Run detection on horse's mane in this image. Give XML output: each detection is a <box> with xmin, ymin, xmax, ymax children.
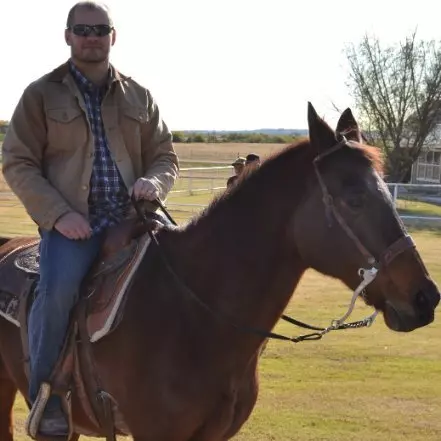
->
<box><xmin>351</xmin><ymin>142</ymin><xmax>384</xmax><ymax>175</ymax></box>
<box><xmin>178</xmin><ymin>137</ymin><xmax>384</xmax><ymax>231</ymax></box>
<box><xmin>337</xmin><ymin>127</ymin><xmax>384</xmax><ymax>175</ymax></box>
<box><xmin>180</xmin><ymin>139</ymin><xmax>308</xmax><ymax>229</ymax></box>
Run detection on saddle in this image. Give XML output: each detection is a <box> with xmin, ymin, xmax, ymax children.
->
<box><xmin>0</xmin><ymin>207</ymin><xmax>169</xmax><ymax>440</ymax></box>
<box><xmin>0</xmin><ymin>212</ymin><xmax>162</xmax><ymax>341</ymax></box>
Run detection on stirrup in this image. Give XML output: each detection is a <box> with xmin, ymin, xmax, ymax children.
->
<box><xmin>26</xmin><ymin>382</ymin><xmax>73</xmax><ymax>440</ymax></box>
<box><xmin>26</xmin><ymin>382</ymin><xmax>52</xmax><ymax>439</ymax></box>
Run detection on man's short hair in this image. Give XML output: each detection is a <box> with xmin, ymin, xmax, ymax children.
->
<box><xmin>66</xmin><ymin>1</ymin><xmax>113</xmax><ymax>28</ymax></box>
<box><xmin>246</xmin><ymin>153</ymin><xmax>260</xmax><ymax>163</ymax></box>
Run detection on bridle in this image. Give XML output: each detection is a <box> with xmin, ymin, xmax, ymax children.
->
<box><xmin>131</xmin><ymin>137</ymin><xmax>416</xmax><ymax>343</ymax></box>
<box><xmin>310</xmin><ymin>137</ymin><xmax>416</xmax><ymax>335</ymax></box>
<box><xmin>314</xmin><ymin>138</ymin><xmax>415</xmax><ymax>270</ymax></box>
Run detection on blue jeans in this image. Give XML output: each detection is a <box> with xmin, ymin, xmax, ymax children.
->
<box><xmin>28</xmin><ymin>229</ymin><xmax>103</xmax><ymax>413</ymax></box>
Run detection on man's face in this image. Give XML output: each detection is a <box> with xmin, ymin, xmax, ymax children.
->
<box><xmin>65</xmin><ymin>7</ymin><xmax>115</xmax><ymax>63</ymax></box>
<box><xmin>234</xmin><ymin>164</ymin><xmax>244</xmax><ymax>175</ymax></box>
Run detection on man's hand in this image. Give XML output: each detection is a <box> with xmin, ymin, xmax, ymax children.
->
<box><xmin>54</xmin><ymin>212</ymin><xmax>92</xmax><ymax>240</ymax></box>
<box><xmin>131</xmin><ymin>178</ymin><xmax>159</xmax><ymax>201</ymax></box>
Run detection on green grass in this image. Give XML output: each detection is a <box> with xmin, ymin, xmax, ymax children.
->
<box><xmin>396</xmin><ymin>199</ymin><xmax>441</xmax><ymax>217</ymax></box>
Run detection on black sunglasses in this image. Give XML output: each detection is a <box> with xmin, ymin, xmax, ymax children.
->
<box><xmin>68</xmin><ymin>24</ymin><xmax>113</xmax><ymax>37</ymax></box>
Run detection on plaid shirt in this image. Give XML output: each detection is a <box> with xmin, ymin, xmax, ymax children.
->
<box><xmin>69</xmin><ymin>61</ymin><xmax>131</xmax><ymax>234</ymax></box>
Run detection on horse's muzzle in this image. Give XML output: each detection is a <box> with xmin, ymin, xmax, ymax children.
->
<box><xmin>384</xmin><ymin>280</ymin><xmax>440</xmax><ymax>332</ymax></box>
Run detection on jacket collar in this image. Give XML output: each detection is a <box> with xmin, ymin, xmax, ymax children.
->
<box><xmin>47</xmin><ymin>60</ymin><xmax>128</xmax><ymax>83</ymax></box>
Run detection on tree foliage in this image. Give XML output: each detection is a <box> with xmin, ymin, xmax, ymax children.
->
<box><xmin>172</xmin><ymin>131</ymin><xmax>301</xmax><ymax>144</ymax></box>
<box><xmin>345</xmin><ymin>32</ymin><xmax>441</xmax><ymax>181</ymax></box>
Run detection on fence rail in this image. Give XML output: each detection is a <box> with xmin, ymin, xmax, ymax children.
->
<box><xmin>167</xmin><ymin>167</ymin><xmax>441</xmax><ymax>226</ymax></box>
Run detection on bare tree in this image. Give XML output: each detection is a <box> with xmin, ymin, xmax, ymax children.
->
<box><xmin>344</xmin><ymin>31</ymin><xmax>441</xmax><ymax>182</ymax></box>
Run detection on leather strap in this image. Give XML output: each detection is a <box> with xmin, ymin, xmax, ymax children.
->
<box><xmin>77</xmin><ymin>301</ymin><xmax>116</xmax><ymax>441</ymax></box>
<box><xmin>18</xmin><ymin>276</ymin><xmax>37</xmax><ymax>380</ymax></box>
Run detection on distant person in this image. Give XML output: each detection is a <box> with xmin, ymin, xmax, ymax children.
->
<box><xmin>2</xmin><ymin>1</ymin><xmax>178</xmax><ymax>437</ymax></box>
<box><xmin>245</xmin><ymin>153</ymin><xmax>261</xmax><ymax>168</ymax></box>
<box><xmin>227</xmin><ymin>157</ymin><xmax>246</xmax><ymax>187</ymax></box>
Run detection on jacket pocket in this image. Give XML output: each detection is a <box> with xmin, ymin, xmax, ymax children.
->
<box><xmin>122</xmin><ymin>107</ymin><xmax>149</xmax><ymax>124</ymax></box>
<box><xmin>120</xmin><ymin>107</ymin><xmax>149</xmax><ymax>158</ymax></box>
<box><xmin>46</xmin><ymin>107</ymin><xmax>87</xmax><ymax>152</ymax></box>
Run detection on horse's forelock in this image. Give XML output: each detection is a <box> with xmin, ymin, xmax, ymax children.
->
<box><xmin>348</xmin><ymin>141</ymin><xmax>385</xmax><ymax>176</ymax></box>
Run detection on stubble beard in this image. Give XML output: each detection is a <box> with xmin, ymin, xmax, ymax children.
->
<box><xmin>72</xmin><ymin>47</ymin><xmax>109</xmax><ymax>64</ymax></box>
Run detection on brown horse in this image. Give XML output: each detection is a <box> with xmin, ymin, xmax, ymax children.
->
<box><xmin>0</xmin><ymin>103</ymin><xmax>439</xmax><ymax>441</ymax></box>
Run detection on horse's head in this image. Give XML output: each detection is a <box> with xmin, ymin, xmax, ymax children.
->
<box><xmin>293</xmin><ymin>103</ymin><xmax>440</xmax><ymax>332</ymax></box>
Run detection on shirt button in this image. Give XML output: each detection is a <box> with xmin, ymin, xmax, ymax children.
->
<box><xmin>82</xmin><ymin>185</ymin><xmax>88</xmax><ymax>191</ymax></box>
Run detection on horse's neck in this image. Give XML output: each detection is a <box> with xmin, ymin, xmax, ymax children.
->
<box><xmin>165</xmin><ymin>225</ymin><xmax>305</xmax><ymax>367</ymax></box>
<box><xmin>164</xmin><ymin>164</ymin><xmax>310</xmax><ymax>365</ymax></box>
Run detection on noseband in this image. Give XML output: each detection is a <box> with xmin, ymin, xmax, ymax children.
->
<box><xmin>312</xmin><ymin>138</ymin><xmax>416</xmax><ymax>329</ymax></box>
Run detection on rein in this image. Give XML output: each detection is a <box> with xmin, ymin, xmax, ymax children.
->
<box><xmin>131</xmin><ymin>142</ymin><xmax>405</xmax><ymax>345</ymax></box>
<box><xmin>132</xmin><ymin>196</ymin><xmax>349</xmax><ymax>343</ymax></box>
<box><xmin>130</xmin><ymin>138</ymin><xmax>415</xmax><ymax>344</ymax></box>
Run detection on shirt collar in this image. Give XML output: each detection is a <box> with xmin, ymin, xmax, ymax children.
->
<box><xmin>68</xmin><ymin>59</ymin><xmax>113</xmax><ymax>95</ymax></box>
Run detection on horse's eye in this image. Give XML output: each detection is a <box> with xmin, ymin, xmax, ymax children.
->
<box><xmin>345</xmin><ymin>193</ymin><xmax>365</xmax><ymax>209</ymax></box>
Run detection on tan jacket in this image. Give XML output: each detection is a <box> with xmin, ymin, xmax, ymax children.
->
<box><xmin>2</xmin><ymin>61</ymin><xmax>179</xmax><ymax>230</ymax></box>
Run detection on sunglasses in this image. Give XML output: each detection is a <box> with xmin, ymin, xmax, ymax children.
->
<box><xmin>68</xmin><ymin>24</ymin><xmax>113</xmax><ymax>37</ymax></box>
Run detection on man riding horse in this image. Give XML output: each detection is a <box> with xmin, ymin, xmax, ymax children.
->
<box><xmin>1</xmin><ymin>1</ymin><xmax>179</xmax><ymax>437</ymax></box>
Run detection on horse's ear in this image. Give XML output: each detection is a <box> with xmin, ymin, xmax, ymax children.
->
<box><xmin>335</xmin><ymin>108</ymin><xmax>362</xmax><ymax>142</ymax></box>
<box><xmin>307</xmin><ymin>102</ymin><xmax>336</xmax><ymax>153</ymax></box>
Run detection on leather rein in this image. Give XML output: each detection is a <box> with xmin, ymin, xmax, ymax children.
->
<box><xmin>131</xmin><ymin>138</ymin><xmax>416</xmax><ymax>344</ymax></box>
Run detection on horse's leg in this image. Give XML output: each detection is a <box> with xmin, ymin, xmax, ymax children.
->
<box><xmin>222</xmin><ymin>354</ymin><xmax>260</xmax><ymax>440</ymax></box>
<box><xmin>0</xmin><ymin>353</ymin><xmax>17</xmax><ymax>441</ymax></box>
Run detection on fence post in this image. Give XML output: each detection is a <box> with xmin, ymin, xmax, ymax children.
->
<box><xmin>189</xmin><ymin>170</ymin><xmax>193</xmax><ymax>196</ymax></box>
<box><xmin>393</xmin><ymin>184</ymin><xmax>398</xmax><ymax>206</ymax></box>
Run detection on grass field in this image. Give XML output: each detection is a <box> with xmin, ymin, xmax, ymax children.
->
<box><xmin>173</xmin><ymin>142</ymin><xmax>289</xmax><ymax>164</ymax></box>
<box><xmin>1</xmin><ymin>141</ymin><xmax>441</xmax><ymax>439</ymax></box>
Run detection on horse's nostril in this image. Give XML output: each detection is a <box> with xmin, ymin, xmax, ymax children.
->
<box><xmin>415</xmin><ymin>291</ymin><xmax>428</xmax><ymax>308</ymax></box>
<box><xmin>415</xmin><ymin>286</ymin><xmax>440</xmax><ymax>310</ymax></box>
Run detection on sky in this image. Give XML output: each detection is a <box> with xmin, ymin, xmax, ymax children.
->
<box><xmin>1</xmin><ymin>0</ymin><xmax>441</xmax><ymax>131</ymax></box>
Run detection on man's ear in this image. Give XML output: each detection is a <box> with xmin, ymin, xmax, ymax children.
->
<box><xmin>65</xmin><ymin>29</ymin><xmax>72</xmax><ymax>46</ymax></box>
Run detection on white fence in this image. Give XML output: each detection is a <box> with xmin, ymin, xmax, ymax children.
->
<box><xmin>169</xmin><ymin>166</ymin><xmax>231</xmax><ymax>195</ymax></box>
<box><xmin>165</xmin><ymin>167</ymin><xmax>441</xmax><ymax>226</ymax></box>
<box><xmin>386</xmin><ymin>183</ymin><xmax>441</xmax><ymax>224</ymax></box>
